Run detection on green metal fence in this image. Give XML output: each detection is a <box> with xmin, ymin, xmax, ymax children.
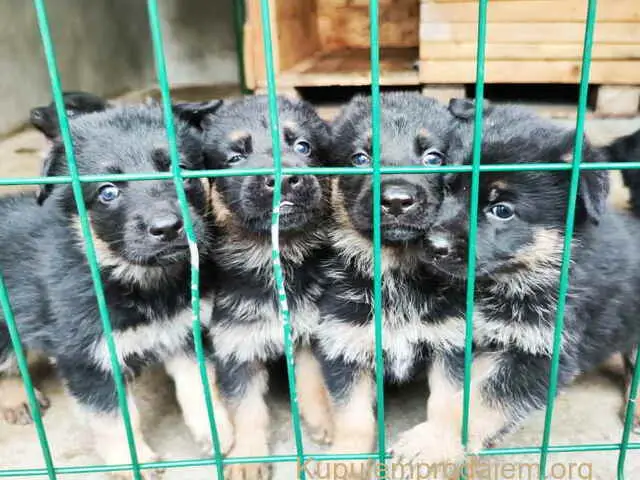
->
<box><xmin>1</xmin><ymin>0</ymin><xmax>640</xmax><ymax>479</ymax></box>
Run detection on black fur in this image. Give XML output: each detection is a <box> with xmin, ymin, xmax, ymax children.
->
<box><xmin>0</xmin><ymin>104</ymin><xmax>216</xmax><ymax>414</ymax></box>
<box><xmin>604</xmin><ymin>127</ymin><xmax>640</xmax><ymax>215</ymax></box>
<box><xmin>421</xmin><ymin>102</ymin><xmax>640</xmax><ymax>444</ymax></box>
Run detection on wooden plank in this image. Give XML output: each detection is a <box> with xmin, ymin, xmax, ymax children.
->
<box><xmin>419</xmin><ymin>42</ymin><xmax>640</xmax><ymax>60</ymax></box>
<box><xmin>263</xmin><ymin>48</ymin><xmax>420</xmax><ymax>88</ymax></box>
<box><xmin>418</xmin><ymin>60</ymin><xmax>640</xmax><ymax>84</ymax></box>
<box><xmin>421</xmin><ymin>1</ymin><xmax>640</xmax><ymax>22</ymax></box>
<box><xmin>275</xmin><ymin>0</ymin><xmax>321</xmax><ymax>71</ymax></box>
<box><xmin>420</xmin><ymin>22</ymin><xmax>640</xmax><ymax>44</ymax></box>
<box><xmin>318</xmin><ymin>0</ymin><xmax>419</xmax><ymax>50</ymax></box>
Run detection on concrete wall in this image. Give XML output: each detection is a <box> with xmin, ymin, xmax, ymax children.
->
<box><xmin>0</xmin><ymin>0</ymin><xmax>240</xmax><ymax>135</ymax></box>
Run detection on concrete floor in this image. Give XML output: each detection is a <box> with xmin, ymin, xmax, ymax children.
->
<box><xmin>1</xmin><ymin>103</ymin><xmax>640</xmax><ymax>480</ymax></box>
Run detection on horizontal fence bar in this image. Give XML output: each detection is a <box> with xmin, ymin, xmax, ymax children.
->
<box><xmin>3</xmin><ymin>443</ymin><xmax>639</xmax><ymax>478</ymax></box>
<box><xmin>3</xmin><ymin>161</ymin><xmax>640</xmax><ymax>187</ymax></box>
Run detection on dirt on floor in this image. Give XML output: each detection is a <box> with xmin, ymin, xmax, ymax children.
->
<box><xmin>0</xmin><ymin>95</ymin><xmax>640</xmax><ymax>479</ymax></box>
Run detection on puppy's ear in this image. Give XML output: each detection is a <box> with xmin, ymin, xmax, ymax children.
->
<box><xmin>173</xmin><ymin>100</ymin><xmax>223</xmax><ymax>130</ymax></box>
<box><xmin>30</xmin><ymin>91</ymin><xmax>109</xmax><ymax>140</ymax></box>
<box><xmin>36</xmin><ymin>145</ymin><xmax>66</xmax><ymax>205</ymax></box>
<box><xmin>448</xmin><ymin>98</ymin><xmax>492</xmax><ymax>120</ymax></box>
<box><xmin>561</xmin><ymin>132</ymin><xmax>609</xmax><ymax>225</ymax></box>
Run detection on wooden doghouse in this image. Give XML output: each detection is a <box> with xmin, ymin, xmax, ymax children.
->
<box><xmin>243</xmin><ymin>0</ymin><xmax>640</xmax><ymax>114</ymax></box>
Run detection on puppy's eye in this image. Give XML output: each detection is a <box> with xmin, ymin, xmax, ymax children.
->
<box><xmin>351</xmin><ymin>152</ymin><xmax>371</xmax><ymax>168</ymax></box>
<box><xmin>97</xmin><ymin>184</ymin><xmax>120</xmax><ymax>204</ymax></box>
<box><xmin>488</xmin><ymin>202</ymin><xmax>515</xmax><ymax>220</ymax></box>
<box><xmin>227</xmin><ymin>154</ymin><xmax>245</xmax><ymax>165</ymax></box>
<box><xmin>422</xmin><ymin>149</ymin><xmax>444</xmax><ymax>167</ymax></box>
<box><xmin>294</xmin><ymin>140</ymin><xmax>311</xmax><ymax>156</ymax></box>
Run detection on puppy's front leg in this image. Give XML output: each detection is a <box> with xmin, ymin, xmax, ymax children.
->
<box><xmin>295</xmin><ymin>346</ymin><xmax>334</xmax><ymax>445</ymax></box>
<box><xmin>58</xmin><ymin>359</ymin><xmax>163</xmax><ymax>480</ymax></box>
<box><xmin>216</xmin><ymin>358</ymin><xmax>271</xmax><ymax>480</ymax></box>
<box><xmin>164</xmin><ymin>354</ymin><xmax>234</xmax><ymax>455</ymax></box>
<box><xmin>319</xmin><ymin>356</ymin><xmax>376</xmax><ymax>480</ymax></box>
<box><xmin>393</xmin><ymin>350</ymin><xmax>574</xmax><ymax>470</ymax></box>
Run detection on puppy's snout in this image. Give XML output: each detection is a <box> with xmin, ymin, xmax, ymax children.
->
<box><xmin>148</xmin><ymin>213</ymin><xmax>184</xmax><ymax>242</ymax></box>
<box><xmin>263</xmin><ymin>175</ymin><xmax>303</xmax><ymax>192</ymax></box>
<box><xmin>382</xmin><ymin>184</ymin><xmax>418</xmax><ymax>217</ymax></box>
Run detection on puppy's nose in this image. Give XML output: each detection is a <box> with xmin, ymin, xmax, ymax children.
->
<box><xmin>382</xmin><ymin>185</ymin><xmax>417</xmax><ymax>216</ymax></box>
<box><xmin>148</xmin><ymin>214</ymin><xmax>184</xmax><ymax>241</ymax></box>
<box><xmin>263</xmin><ymin>175</ymin><xmax>302</xmax><ymax>191</ymax></box>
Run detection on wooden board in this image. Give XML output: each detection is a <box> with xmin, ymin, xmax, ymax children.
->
<box><xmin>419</xmin><ymin>43</ymin><xmax>640</xmax><ymax>60</ymax></box>
<box><xmin>419</xmin><ymin>60</ymin><xmax>640</xmax><ymax>84</ymax></box>
<box><xmin>318</xmin><ymin>0</ymin><xmax>419</xmax><ymax>50</ymax></box>
<box><xmin>421</xmin><ymin>1</ymin><xmax>640</xmax><ymax>23</ymax></box>
<box><xmin>264</xmin><ymin>48</ymin><xmax>420</xmax><ymax>88</ymax></box>
<box><xmin>420</xmin><ymin>22</ymin><xmax>640</xmax><ymax>44</ymax></box>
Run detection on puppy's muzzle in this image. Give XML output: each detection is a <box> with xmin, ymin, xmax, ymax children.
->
<box><xmin>381</xmin><ymin>184</ymin><xmax>417</xmax><ymax>217</ymax></box>
<box><xmin>147</xmin><ymin>213</ymin><xmax>184</xmax><ymax>243</ymax></box>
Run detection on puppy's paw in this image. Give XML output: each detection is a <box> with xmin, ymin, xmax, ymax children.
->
<box><xmin>0</xmin><ymin>378</ymin><xmax>50</xmax><ymax>425</ymax></box>
<box><xmin>391</xmin><ymin>422</ymin><xmax>464</xmax><ymax>471</ymax></box>
<box><xmin>305</xmin><ymin>418</ymin><xmax>333</xmax><ymax>446</ymax></box>
<box><xmin>224</xmin><ymin>440</ymin><xmax>270</xmax><ymax>480</ymax></box>
<box><xmin>195</xmin><ymin>409</ymin><xmax>235</xmax><ymax>457</ymax></box>
<box><xmin>106</xmin><ymin>440</ymin><xmax>165</xmax><ymax>480</ymax></box>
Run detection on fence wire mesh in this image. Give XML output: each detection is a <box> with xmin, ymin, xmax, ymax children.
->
<box><xmin>0</xmin><ymin>0</ymin><xmax>639</xmax><ymax>479</ymax></box>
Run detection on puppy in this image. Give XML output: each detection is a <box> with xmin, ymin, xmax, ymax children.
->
<box><xmin>0</xmin><ymin>102</ymin><xmax>234</xmax><ymax>478</ymax></box>
<box><xmin>198</xmin><ymin>95</ymin><xmax>333</xmax><ymax>479</ymax></box>
<box><xmin>311</xmin><ymin>92</ymin><xmax>466</xmax><ymax>469</ymax></box>
<box><xmin>30</xmin><ymin>91</ymin><xmax>111</xmax><ymax>140</ymax></box>
<box><xmin>604</xmin><ymin>127</ymin><xmax>640</xmax><ymax>215</ymax></box>
<box><xmin>392</xmin><ymin>100</ymin><xmax>640</xmax><ymax>470</ymax></box>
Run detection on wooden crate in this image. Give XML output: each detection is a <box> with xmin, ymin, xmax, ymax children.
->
<box><xmin>243</xmin><ymin>0</ymin><xmax>421</xmax><ymax>91</ymax></box>
<box><xmin>419</xmin><ymin>0</ymin><xmax>640</xmax><ymax>85</ymax></box>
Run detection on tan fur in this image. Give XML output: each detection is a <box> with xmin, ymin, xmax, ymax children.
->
<box><xmin>417</xmin><ymin>128</ymin><xmax>431</xmax><ymax>142</ymax></box>
<box><xmin>392</xmin><ymin>354</ymin><xmax>507</xmax><ymax>467</ymax></box>
<box><xmin>164</xmin><ymin>354</ymin><xmax>234</xmax><ymax>455</ymax></box>
<box><xmin>323</xmin><ymin>373</ymin><xmax>376</xmax><ymax>480</ymax></box>
<box><xmin>209</xmin><ymin>182</ymin><xmax>233</xmax><ymax>226</ymax></box>
<box><xmin>329</xmin><ymin>178</ymin><xmax>420</xmax><ymax>275</ymax></box>
<box><xmin>513</xmin><ymin>228</ymin><xmax>563</xmax><ymax>270</ymax></box>
<box><xmin>224</xmin><ymin>366</ymin><xmax>271</xmax><ymax>480</ymax></box>
<box><xmin>71</xmin><ymin>215</ymin><xmax>169</xmax><ymax>288</ymax></box>
<box><xmin>295</xmin><ymin>347</ymin><xmax>334</xmax><ymax>445</ymax></box>
<box><xmin>74</xmin><ymin>392</ymin><xmax>162</xmax><ymax>480</ymax></box>
<box><xmin>282</xmin><ymin>120</ymin><xmax>299</xmax><ymax>133</ymax></box>
<box><xmin>489</xmin><ymin>180</ymin><xmax>508</xmax><ymax>193</ymax></box>
<box><xmin>228</xmin><ymin>130</ymin><xmax>250</xmax><ymax>142</ymax></box>
<box><xmin>0</xmin><ymin>376</ymin><xmax>49</xmax><ymax>425</ymax></box>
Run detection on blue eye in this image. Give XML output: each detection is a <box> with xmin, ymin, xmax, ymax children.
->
<box><xmin>489</xmin><ymin>202</ymin><xmax>515</xmax><ymax>220</ymax></box>
<box><xmin>228</xmin><ymin>154</ymin><xmax>245</xmax><ymax>165</ymax></box>
<box><xmin>351</xmin><ymin>152</ymin><xmax>371</xmax><ymax>167</ymax></box>
<box><xmin>98</xmin><ymin>184</ymin><xmax>120</xmax><ymax>204</ymax></box>
<box><xmin>294</xmin><ymin>140</ymin><xmax>311</xmax><ymax>156</ymax></box>
<box><xmin>422</xmin><ymin>149</ymin><xmax>444</xmax><ymax>167</ymax></box>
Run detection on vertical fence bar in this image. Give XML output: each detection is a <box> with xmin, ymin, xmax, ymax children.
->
<box><xmin>368</xmin><ymin>0</ymin><xmax>386</xmax><ymax>473</ymax></box>
<box><xmin>538</xmin><ymin>1</ymin><xmax>598</xmax><ymax>478</ymax></box>
<box><xmin>0</xmin><ymin>273</ymin><xmax>57</xmax><ymax>479</ymax></box>
<box><xmin>617</xmin><ymin>348</ymin><xmax>640</xmax><ymax>479</ymax></box>
<box><xmin>258</xmin><ymin>0</ymin><xmax>307</xmax><ymax>477</ymax></box>
<box><xmin>31</xmin><ymin>2</ymin><xmax>143</xmax><ymax>479</ymax></box>
<box><xmin>144</xmin><ymin>2</ymin><xmax>227</xmax><ymax>479</ymax></box>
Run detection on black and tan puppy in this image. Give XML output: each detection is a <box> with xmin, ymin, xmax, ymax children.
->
<box><xmin>0</xmin><ymin>102</ymin><xmax>234</xmax><ymax>478</ymax></box>
<box><xmin>197</xmin><ymin>95</ymin><xmax>333</xmax><ymax>479</ymax></box>
<box><xmin>311</xmin><ymin>92</ymin><xmax>467</xmax><ymax>468</ymax></box>
<box><xmin>392</xmin><ymin>101</ymin><xmax>640</xmax><ymax>471</ymax></box>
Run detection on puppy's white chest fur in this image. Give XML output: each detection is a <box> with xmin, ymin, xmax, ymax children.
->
<box><xmin>210</xmin><ymin>300</ymin><xmax>320</xmax><ymax>363</ymax></box>
<box><xmin>91</xmin><ymin>298</ymin><xmax>213</xmax><ymax>372</ymax></box>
